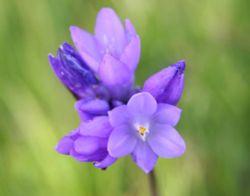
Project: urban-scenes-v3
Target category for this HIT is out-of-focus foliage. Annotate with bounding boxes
[0,0,249,195]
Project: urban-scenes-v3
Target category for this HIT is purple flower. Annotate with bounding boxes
[107,92,186,173]
[70,8,140,100]
[56,116,116,169]
[143,60,185,105]
[50,7,187,173]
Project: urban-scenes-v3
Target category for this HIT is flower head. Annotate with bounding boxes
[143,60,185,105]
[49,7,187,173]
[108,92,186,173]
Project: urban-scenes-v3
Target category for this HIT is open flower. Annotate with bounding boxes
[56,116,116,169]
[108,92,186,173]
[70,8,140,100]
[143,60,185,105]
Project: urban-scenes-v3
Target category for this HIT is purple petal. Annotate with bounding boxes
[125,19,137,40]
[74,136,107,155]
[143,60,185,105]
[79,116,112,138]
[70,148,107,162]
[131,141,158,174]
[75,110,94,121]
[75,98,110,115]
[99,54,133,99]
[108,125,137,157]
[95,8,126,57]
[108,105,130,127]
[152,104,182,127]
[67,129,81,140]
[120,35,140,71]
[70,26,101,72]
[99,54,132,85]
[94,155,117,169]
[55,136,74,155]
[148,124,186,158]
[127,92,157,118]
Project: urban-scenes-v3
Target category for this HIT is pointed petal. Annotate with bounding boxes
[79,116,112,138]
[99,54,132,86]
[99,54,133,99]
[127,92,157,118]
[152,104,182,127]
[74,136,107,155]
[108,105,130,127]
[95,8,126,57]
[108,125,137,157]
[125,19,137,39]
[94,155,117,169]
[148,124,186,158]
[120,35,140,71]
[131,141,158,173]
[70,26,101,72]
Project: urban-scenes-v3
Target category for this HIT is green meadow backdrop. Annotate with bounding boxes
[0,0,249,195]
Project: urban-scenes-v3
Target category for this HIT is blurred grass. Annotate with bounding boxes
[0,0,250,195]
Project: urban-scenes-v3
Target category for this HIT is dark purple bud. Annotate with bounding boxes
[48,42,98,99]
[143,60,185,105]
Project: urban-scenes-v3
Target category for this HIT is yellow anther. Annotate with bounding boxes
[138,127,146,136]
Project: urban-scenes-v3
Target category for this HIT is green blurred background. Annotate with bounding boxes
[0,0,249,195]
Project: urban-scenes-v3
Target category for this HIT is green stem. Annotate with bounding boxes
[148,170,159,196]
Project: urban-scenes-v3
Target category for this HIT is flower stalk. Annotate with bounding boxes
[148,170,159,196]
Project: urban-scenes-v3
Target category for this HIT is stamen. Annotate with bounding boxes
[138,127,146,136]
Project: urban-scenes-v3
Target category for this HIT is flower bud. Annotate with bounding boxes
[143,60,185,105]
[48,42,98,99]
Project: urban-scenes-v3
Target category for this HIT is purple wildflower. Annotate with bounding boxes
[56,116,116,169]
[108,92,186,173]
[49,7,187,173]
[143,60,185,105]
[70,8,140,100]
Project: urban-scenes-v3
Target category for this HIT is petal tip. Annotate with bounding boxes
[48,53,55,62]
[98,7,117,15]
[173,60,186,74]
[69,26,78,32]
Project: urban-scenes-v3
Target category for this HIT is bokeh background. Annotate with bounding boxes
[0,0,249,195]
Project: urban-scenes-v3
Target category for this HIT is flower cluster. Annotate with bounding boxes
[49,8,186,173]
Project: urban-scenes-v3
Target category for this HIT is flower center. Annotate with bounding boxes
[135,124,149,141]
[138,127,147,136]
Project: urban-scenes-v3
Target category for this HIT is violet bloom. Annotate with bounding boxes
[108,92,186,173]
[70,8,140,100]
[143,60,185,105]
[56,116,116,169]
